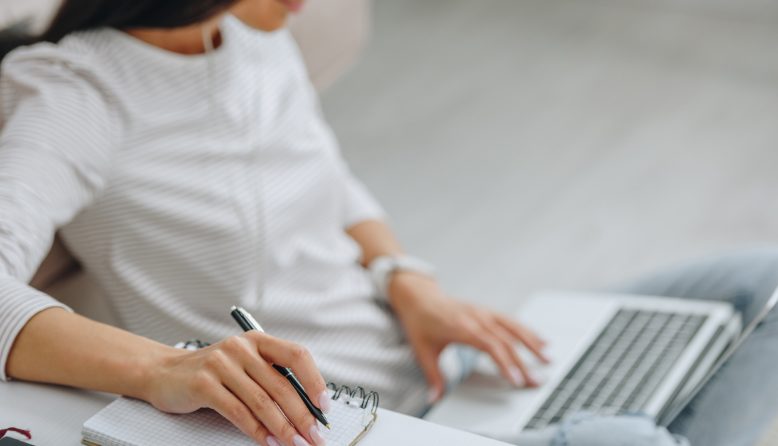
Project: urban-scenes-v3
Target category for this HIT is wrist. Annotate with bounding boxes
[387,271,440,310]
[134,343,183,402]
[368,254,436,302]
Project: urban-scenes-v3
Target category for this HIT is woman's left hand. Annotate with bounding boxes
[387,272,550,403]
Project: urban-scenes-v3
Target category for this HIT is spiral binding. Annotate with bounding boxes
[326,383,380,415]
[325,383,379,445]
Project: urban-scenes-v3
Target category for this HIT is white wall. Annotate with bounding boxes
[323,0,778,312]
[0,0,61,33]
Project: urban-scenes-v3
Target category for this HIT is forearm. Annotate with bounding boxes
[345,219,438,311]
[6,307,175,400]
[346,219,404,267]
[7,309,332,445]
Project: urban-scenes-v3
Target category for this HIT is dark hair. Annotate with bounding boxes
[0,0,239,61]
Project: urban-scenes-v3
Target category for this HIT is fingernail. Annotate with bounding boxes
[267,436,282,446]
[310,425,326,446]
[426,387,442,404]
[318,390,332,414]
[293,435,312,446]
[509,367,523,387]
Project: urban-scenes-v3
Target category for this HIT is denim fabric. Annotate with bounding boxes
[517,412,688,446]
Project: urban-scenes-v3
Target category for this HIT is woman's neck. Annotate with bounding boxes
[125,17,223,55]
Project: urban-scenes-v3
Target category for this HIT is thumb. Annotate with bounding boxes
[416,344,446,404]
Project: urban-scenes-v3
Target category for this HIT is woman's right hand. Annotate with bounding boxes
[143,331,330,446]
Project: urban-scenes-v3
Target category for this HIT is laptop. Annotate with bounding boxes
[424,291,742,442]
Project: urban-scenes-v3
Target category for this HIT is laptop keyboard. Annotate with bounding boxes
[525,309,707,430]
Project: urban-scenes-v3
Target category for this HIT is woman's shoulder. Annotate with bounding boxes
[0,29,123,115]
[2,29,114,77]
[0,31,124,110]
[0,30,125,151]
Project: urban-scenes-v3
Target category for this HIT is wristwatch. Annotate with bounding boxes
[368,254,436,300]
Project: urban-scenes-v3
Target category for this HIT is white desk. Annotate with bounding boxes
[0,381,509,446]
[0,381,113,445]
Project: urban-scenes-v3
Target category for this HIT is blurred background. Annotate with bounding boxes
[321,0,778,315]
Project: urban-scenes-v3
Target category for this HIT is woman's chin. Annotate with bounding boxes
[232,0,291,32]
[277,0,305,13]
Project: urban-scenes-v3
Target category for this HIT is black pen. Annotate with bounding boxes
[230,306,331,429]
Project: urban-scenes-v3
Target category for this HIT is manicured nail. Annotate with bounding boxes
[266,436,282,446]
[310,425,326,446]
[293,435,312,446]
[427,387,442,404]
[318,390,332,414]
[509,367,523,387]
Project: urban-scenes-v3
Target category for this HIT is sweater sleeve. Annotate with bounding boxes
[0,46,120,380]
[340,163,386,229]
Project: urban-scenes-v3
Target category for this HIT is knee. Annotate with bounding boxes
[627,247,778,307]
[546,413,689,446]
[688,248,778,319]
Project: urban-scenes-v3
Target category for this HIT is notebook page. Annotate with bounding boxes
[83,394,373,446]
[82,398,252,446]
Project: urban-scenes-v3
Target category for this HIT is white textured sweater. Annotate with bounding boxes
[0,16,429,414]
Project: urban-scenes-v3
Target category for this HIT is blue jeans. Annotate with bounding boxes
[455,249,778,446]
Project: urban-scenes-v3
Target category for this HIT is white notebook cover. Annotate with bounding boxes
[82,391,374,446]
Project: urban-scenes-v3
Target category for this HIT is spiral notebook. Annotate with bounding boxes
[81,383,378,446]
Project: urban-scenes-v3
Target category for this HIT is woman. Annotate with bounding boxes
[0,1,548,446]
[1,2,777,446]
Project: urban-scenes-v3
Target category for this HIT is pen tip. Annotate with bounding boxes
[325,424,331,430]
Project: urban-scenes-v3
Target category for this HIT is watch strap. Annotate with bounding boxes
[368,255,436,300]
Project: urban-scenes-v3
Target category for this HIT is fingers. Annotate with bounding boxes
[208,384,273,446]
[485,323,538,387]
[455,308,547,388]
[210,335,325,446]
[414,343,446,404]
[251,332,327,407]
[501,315,546,347]
[467,324,535,388]
[221,364,320,446]
[497,315,550,364]
[243,354,325,445]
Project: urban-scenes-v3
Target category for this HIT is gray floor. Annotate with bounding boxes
[321,2,778,442]
[323,0,778,310]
